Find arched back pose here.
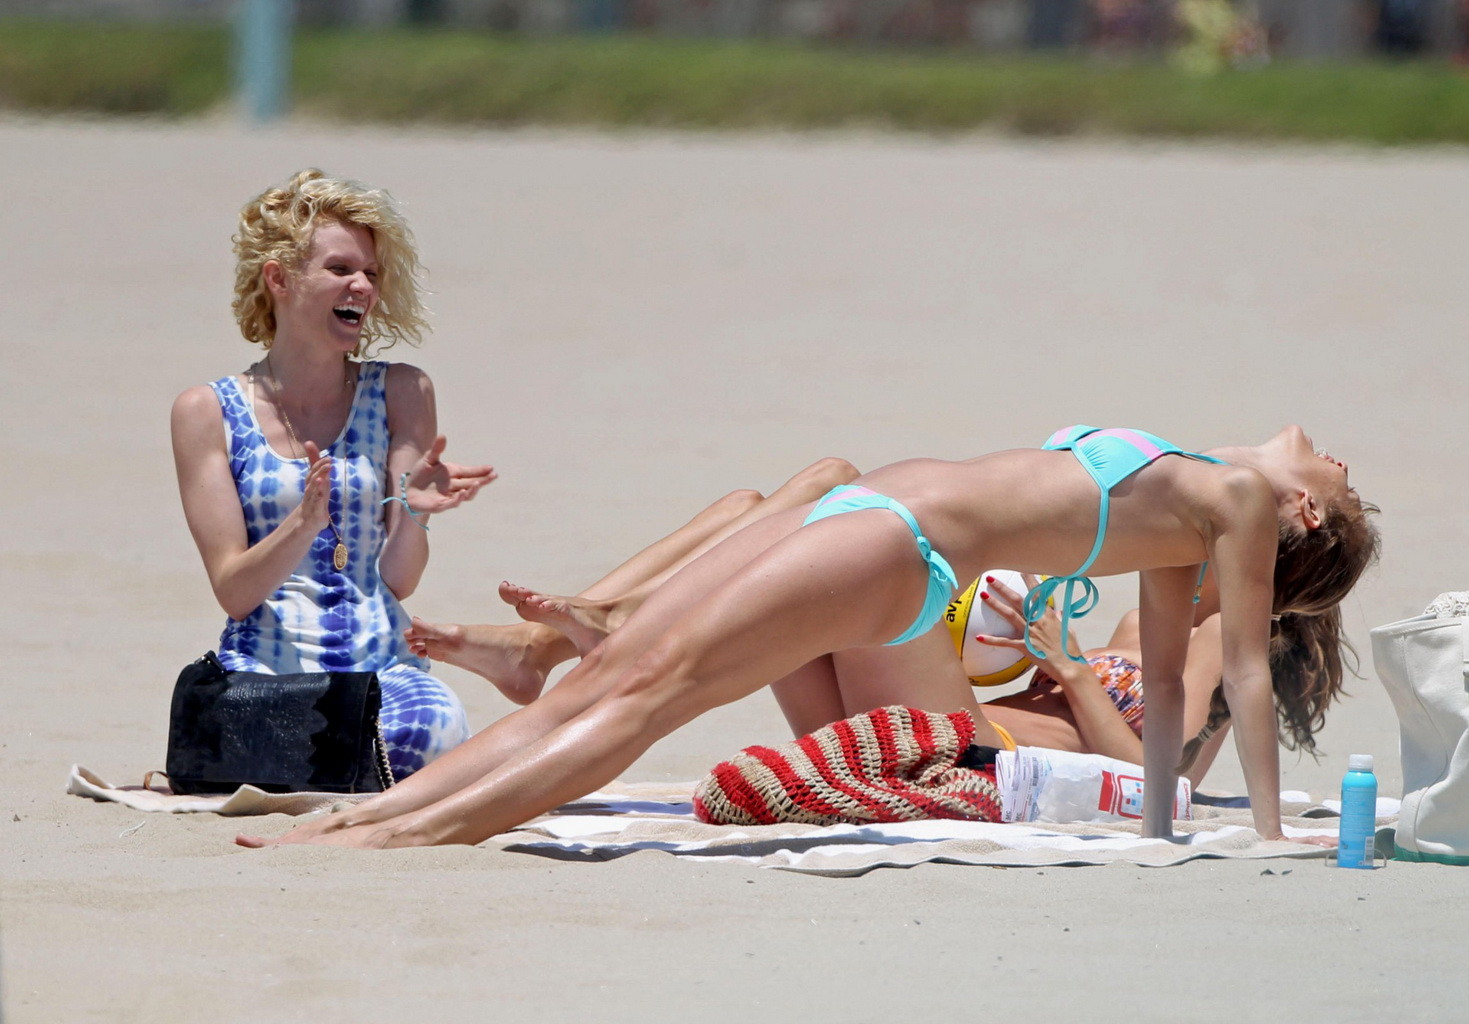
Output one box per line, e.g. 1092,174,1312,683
172,170,494,780
240,424,1376,847
418,564,1337,793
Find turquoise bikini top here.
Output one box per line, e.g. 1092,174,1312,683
1024,426,1227,663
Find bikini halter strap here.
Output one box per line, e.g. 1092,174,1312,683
1022,425,1219,663
1019,475,1110,663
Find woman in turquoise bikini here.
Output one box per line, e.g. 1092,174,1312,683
241,424,1377,849
409,530,1234,784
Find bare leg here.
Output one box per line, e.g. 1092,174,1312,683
768,623,993,740
625,458,859,596
241,506,824,846
769,655,845,737
831,628,1007,744
576,488,768,602
243,505,935,848
504,457,860,651
412,458,860,700
496,584,611,661
1104,609,1142,650
406,486,767,703
404,618,570,706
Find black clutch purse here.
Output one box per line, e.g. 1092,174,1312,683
165,652,394,795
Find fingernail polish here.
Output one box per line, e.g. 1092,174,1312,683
985,576,995,584
980,591,990,601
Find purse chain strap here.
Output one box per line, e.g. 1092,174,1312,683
374,719,395,790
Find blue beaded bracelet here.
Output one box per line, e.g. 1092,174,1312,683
381,471,430,530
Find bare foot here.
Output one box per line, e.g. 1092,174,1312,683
235,805,358,848
237,824,393,849
499,581,620,656
239,816,445,849
405,616,565,705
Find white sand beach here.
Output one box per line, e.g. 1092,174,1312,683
3,118,1467,1021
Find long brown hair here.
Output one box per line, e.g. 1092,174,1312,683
1178,497,1381,773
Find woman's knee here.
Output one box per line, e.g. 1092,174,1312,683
801,457,860,494
1108,608,1142,648
608,638,682,697
378,668,470,777
713,488,764,518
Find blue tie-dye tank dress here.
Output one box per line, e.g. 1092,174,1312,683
208,361,469,780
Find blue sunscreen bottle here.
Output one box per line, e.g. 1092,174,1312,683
1336,754,1378,870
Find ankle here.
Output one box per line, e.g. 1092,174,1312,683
525,623,577,671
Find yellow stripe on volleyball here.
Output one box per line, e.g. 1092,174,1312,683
944,573,1032,687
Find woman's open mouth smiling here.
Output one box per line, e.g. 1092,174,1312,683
334,302,365,326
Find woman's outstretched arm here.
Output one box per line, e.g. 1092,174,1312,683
1204,469,1304,844
1027,605,1228,787
1174,615,1230,786
1136,564,1196,838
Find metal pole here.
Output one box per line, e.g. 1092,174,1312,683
236,0,293,124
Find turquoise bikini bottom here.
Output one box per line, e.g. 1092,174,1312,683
802,485,960,646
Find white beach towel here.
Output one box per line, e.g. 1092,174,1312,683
67,765,363,816
497,782,1394,875
70,768,1397,874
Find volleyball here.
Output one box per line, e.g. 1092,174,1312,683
944,570,1032,687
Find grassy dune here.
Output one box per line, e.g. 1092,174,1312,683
4,18,1469,143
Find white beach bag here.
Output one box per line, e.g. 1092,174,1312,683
1371,602,1469,864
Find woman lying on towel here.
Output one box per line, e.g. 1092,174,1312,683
239,425,1377,849
171,170,494,781
963,571,1359,786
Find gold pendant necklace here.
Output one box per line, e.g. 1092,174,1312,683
263,353,353,571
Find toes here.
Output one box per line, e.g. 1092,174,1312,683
408,615,443,640
523,595,566,617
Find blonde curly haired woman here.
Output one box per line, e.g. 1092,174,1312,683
171,169,494,780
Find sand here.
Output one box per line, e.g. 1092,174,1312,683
3,117,1467,1022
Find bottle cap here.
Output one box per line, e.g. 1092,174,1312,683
1348,754,1374,772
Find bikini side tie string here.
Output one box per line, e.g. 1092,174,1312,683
1022,574,1099,664
915,532,960,596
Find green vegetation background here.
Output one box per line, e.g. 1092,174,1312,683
3,18,1468,143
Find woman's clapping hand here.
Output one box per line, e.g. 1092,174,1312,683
299,441,335,530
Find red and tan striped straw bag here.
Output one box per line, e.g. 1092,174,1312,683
693,705,1001,827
